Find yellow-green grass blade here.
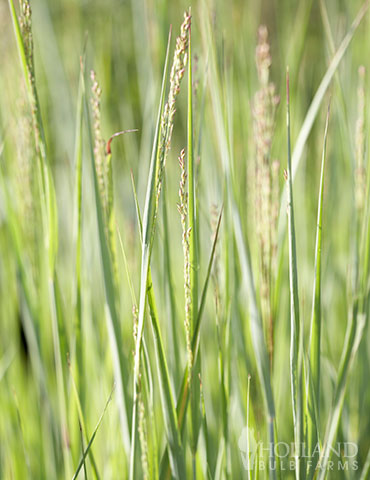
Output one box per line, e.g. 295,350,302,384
200,6,277,476
360,447,370,480
130,170,185,479
317,304,366,479
161,175,181,382
68,357,100,480
277,0,370,242
187,15,201,461
105,129,138,290
72,386,114,480
160,208,223,479
285,70,304,479
84,72,130,456
129,29,182,480
8,0,58,271
117,220,159,479
306,101,330,478
286,71,304,479
8,2,70,476
72,55,85,410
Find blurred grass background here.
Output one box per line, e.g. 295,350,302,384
0,0,370,478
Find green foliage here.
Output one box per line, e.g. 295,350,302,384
1,1,370,479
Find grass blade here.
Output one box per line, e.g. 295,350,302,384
201,7,277,475
117,220,159,479
278,0,370,241
129,29,174,480
162,176,181,381
161,208,223,479
84,70,131,455
187,14,201,462
68,357,100,479
72,54,85,409
130,171,186,479
8,2,70,475
360,447,370,480
306,101,330,478
285,70,303,479
317,306,365,479
72,386,114,480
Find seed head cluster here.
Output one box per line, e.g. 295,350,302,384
252,25,280,365
90,70,108,214
177,148,193,373
138,393,149,480
90,70,118,284
355,66,366,213
19,0,43,157
19,0,33,70
156,10,191,205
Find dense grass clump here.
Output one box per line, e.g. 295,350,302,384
0,0,370,478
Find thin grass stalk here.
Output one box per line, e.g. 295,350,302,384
285,70,303,479
246,375,252,480
360,447,370,480
117,220,159,479
306,102,330,478
72,386,114,480
212,205,230,478
72,56,85,411
68,357,100,479
162,176,181,382
147,271,185,478
187,14,201,463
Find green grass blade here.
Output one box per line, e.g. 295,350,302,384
278,0,370,241
161,176,181,381
147,273,185,479
72,386,114,480
285,70,303,479
72,55,85,408
83,73,130,455
317,305,366,479
130,170,185,479
160,208,223,479
68,357,100,480
8,3,70,476
306,101,330,478
360,447,370,480
201,8,277,475
117,219,159,479
129,29,172,480
187,15,201,460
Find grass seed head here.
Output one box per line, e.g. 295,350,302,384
177,148,193,376
90,70,108,217
355,65,366,213
253,25,280,365
156,10,191,205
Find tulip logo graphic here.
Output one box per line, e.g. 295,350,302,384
238,426,257,471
